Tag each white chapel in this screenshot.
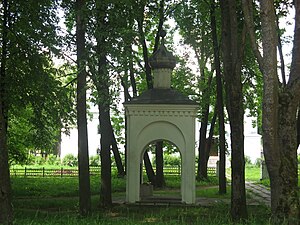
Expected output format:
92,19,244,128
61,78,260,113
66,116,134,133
124,33,198,204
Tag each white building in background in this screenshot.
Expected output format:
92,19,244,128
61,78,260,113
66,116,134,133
223,115,262,165
243,117,262,163
60,111,100,159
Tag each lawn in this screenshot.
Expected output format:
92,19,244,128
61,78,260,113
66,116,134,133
11,173,273,224
245,166,261,181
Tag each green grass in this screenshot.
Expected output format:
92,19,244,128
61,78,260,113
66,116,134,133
245,166,261,181
13,204,271,225
11,175,126,198
11,168,274,224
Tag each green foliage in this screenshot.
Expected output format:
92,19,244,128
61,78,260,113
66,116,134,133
164,154,181,166
244,155,252,165
2,0,76,165
62,154,78,167
33,156,47,166
89,155,100,167
46,154,61,166
255,158,263,167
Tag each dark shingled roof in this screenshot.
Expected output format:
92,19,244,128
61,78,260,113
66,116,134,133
124,88,198,105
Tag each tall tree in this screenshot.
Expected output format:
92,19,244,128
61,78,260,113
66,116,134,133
220,0,248,220
1,1,70,222
76,0,91,216
243,0,300,222
210,0,227,194
172,0,215,180
89,0,115,206
0,0,13,223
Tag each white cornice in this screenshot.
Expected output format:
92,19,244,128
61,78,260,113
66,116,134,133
125,104,198,117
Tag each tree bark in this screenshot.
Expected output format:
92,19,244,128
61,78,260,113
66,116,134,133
259,0,283,218
274,1,300,222
276,13,286,86
276,100,300,223
220,0,247,220
143,151,156,184
155,141,165,187
244,0,300,222
297,107,300,147
99,104,112,207
93,1,114,207
0,0,13,223
205,109,217,163
111,127,125,177
153,0,165,53
76,0,91,216
210,0,227,194
197,72,212,180
136,2,153,89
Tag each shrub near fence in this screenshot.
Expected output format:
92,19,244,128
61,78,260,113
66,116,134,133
10,166,216,177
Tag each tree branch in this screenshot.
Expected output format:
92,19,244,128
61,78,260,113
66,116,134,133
242,0,264,72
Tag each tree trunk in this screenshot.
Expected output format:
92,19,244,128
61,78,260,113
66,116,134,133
129,45,137,98
197,72,213,180
93,1,113,207
143,151,156,184
111,127,125,177
275,13,286,86
137,5,153,89
153,0,165,53
276,102,300,223
259,0,282,217
297,107,300,147
220,0,247,220
99,104,112,207
155,141,165,187
76,0,91,216
203,111,216,161
274,1,300,222
0,1,13,223
210,0,226,194
244,0,300,222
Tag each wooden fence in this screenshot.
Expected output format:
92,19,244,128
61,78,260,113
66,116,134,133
10,166,217,178
10,166,102,177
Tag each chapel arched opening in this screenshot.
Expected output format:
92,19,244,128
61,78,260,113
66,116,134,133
140,140,182,201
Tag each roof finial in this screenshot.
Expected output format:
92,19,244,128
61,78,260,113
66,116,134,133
148,29,176,70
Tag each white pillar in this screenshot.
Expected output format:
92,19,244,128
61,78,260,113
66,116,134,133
181,143,196,204
126,144,140,203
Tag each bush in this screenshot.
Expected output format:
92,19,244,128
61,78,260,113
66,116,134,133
254,158,263,167
62,154,78,167
244,155,252,165
164,154,181,166
46,154,61,165
34,156,46,165
89,155,100,166
25,154,35,165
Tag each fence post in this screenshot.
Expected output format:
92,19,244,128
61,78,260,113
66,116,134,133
61,167,63,178
24,167,27,177
178,165,181,175
42,167,45,177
